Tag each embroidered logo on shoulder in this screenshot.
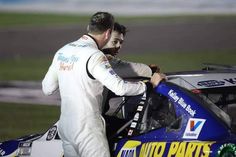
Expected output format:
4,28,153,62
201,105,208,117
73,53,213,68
99,56,108,62
99,56,112,69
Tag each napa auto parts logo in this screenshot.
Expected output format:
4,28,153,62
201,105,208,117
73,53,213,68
118,141,214,157
183,118,206,139
117,141,141,157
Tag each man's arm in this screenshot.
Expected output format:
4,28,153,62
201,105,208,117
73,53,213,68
107,55,152,78
42,56,59,95
89,53,163,96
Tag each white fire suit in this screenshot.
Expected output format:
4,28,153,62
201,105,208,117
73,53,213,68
42,35,147,157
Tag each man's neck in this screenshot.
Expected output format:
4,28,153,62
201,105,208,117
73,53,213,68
88,33,105,50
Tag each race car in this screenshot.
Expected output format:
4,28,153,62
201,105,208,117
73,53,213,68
0,64,236,157
0,122,63,157
112,81,236,157
108,64,236,157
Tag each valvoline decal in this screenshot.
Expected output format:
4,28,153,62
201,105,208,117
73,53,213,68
117,140,215,157
183,118,206,139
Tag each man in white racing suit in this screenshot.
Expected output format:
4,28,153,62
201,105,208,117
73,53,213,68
42,12,165,157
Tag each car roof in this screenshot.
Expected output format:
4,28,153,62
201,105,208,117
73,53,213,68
167,63,236,76
166,68,236,90
167,69,236,76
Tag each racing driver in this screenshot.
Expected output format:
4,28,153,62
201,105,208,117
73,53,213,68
102,22,160,78
102,22,160,114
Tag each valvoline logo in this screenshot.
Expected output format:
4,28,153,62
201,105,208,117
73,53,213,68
190,120,202,131
183,118,206,139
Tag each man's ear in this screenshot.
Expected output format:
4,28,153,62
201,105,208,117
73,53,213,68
105,28,112,40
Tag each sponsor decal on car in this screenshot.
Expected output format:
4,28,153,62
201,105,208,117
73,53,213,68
118,141,214,157
133,113,140,121
183,118,206,139
224,78,236,84
197,78,236,88
168,89,196,117
137,106,143,111
0,147,5,156
128,93,147,136
117,141,141,157
0,140,20,156
130,122,137,129
217,143,236,157
198,80,225,87
46,126,57,141
17,142,32,156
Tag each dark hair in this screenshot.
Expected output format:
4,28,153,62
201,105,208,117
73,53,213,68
114,22,127,36
88,12,114,34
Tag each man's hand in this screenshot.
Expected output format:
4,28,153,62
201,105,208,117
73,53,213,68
149,64,160,73
105,54,114,61
150,72,166,87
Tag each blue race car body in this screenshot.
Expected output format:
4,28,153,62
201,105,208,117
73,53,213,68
113,82,236,157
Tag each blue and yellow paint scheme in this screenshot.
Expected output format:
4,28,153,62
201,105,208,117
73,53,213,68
114,82,236,157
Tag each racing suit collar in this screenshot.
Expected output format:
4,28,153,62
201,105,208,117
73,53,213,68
85,34,100,50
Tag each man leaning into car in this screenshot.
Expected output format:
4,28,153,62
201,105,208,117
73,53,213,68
42,11,165,157
102,22,160,114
